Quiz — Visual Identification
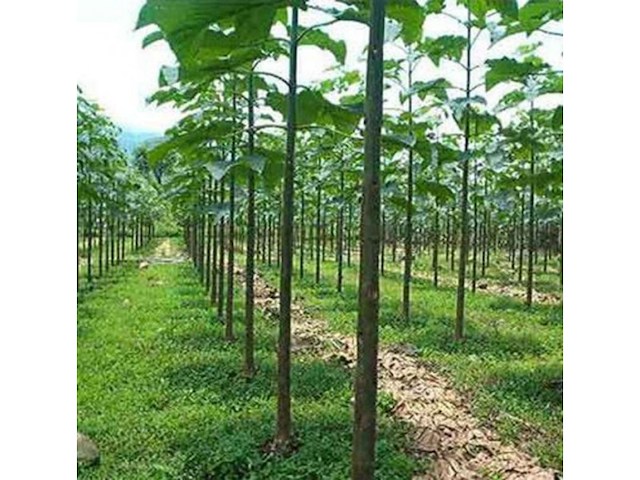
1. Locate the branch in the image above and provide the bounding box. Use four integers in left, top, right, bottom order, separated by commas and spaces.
539, 28, 563, 37
441, 11, 466, 27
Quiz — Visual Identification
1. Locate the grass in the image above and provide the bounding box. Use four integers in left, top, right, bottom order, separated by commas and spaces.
77, 239, 422, 479
259, 247, 563, 471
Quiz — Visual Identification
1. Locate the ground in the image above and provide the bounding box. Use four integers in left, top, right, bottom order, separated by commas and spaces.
77, 238, 562, 479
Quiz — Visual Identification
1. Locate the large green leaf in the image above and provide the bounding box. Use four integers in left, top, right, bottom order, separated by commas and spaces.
415, 179, 455, 203
266, 89, 361, 133
322, 0, 424, 45
485, 57, 548, 90
387, 1, 426, 44
415, 141, 461, 165
426, 0, 445, 14
137, 0, 289, 80
518, 0, 563, 33
403, 78, 451, 103
418, 36, 467, 66
457, 0, 519, 24
298, 29, 347, 64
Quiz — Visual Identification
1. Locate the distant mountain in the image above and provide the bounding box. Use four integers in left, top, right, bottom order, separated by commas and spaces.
118, 128, 164, 154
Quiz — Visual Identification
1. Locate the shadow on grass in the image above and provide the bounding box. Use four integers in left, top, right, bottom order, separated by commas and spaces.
487, 296, 562, 317
164, 355, 352, 404
170, 399, 416, 480
482, 361, 563, 409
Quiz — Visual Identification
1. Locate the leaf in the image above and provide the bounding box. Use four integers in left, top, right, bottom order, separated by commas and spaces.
426, 0, 445, 14
383, 133, 417, 151
485, 57, 548, 90
415, 141, 461, 165
403, 78, 451, 103
415, 180, 455, 203
518, 0, 563, 34
418, 36, 467, 66
457, 0, 519, 24
137, 0, 288, 80
298, 29, 346, 64
496, 89, 527, 112
552, 106, 562, 130
539, 71, 563, 95
387, 0, 426, 44
328, 0, 424, 45
142, 30, 165, 48
266, 89, 361, 133
239, 153, 267, 173
158, 66, 179, 87
205, 160, 233, 181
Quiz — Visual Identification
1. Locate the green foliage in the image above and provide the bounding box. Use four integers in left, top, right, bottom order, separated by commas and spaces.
298, 29, 347, 64
418, 36, 467, 66
518, 0, 563, 34
485, 57, 549, 90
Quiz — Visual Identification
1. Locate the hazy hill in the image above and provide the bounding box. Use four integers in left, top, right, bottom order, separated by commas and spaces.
118, 128, 164, 154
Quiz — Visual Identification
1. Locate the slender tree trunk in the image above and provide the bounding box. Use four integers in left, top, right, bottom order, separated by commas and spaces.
471, 159, 478, 293
380, 209, 385, 276
402, 55, 414, 322
109, 213, 115, 268
276, 206, 282, 268
454, 14, 472, 341
559, 215, 563, 286
352, 1, 384, 476
347, 202, 353, 267
526, 103, 536, 307
268, 215, 273, 267
450, 207, 456, 271
543, 222, 548, 273
299, 192, 305, 279
206, 179, 213, 292
518, 192, 525, 282
211, 182, 218, 305
87, 201, 93, 284
77, 203, 81, 291
218, 181, 226, 322
338, 160, 345, 292
244, 74, 255, 371
315, 171, 322, 284
433, 205, 439, 288
510, 210, 516, 270
445, 211, 450, 263
276, 6, 298, 446
98, 203, 104, 278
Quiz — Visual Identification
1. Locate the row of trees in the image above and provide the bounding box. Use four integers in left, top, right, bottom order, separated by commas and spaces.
135, 0, 562, 477
77, 90, 163, 290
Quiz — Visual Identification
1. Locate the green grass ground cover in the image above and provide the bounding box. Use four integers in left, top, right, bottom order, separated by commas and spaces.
259, 250, 563, 470
77, 241, 421, 479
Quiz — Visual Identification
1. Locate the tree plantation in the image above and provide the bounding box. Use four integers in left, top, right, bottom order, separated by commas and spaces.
77, 0, 563, 478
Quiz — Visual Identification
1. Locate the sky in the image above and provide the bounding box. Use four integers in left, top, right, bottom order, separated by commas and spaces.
77, 0, 562, 135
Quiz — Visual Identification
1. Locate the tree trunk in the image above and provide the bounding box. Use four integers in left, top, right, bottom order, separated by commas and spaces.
244, 74, 255, 371
338, 160, 345, 292
315, 170, 322, 284
526, 103, 536, 307
454, 14, 472, 341
276, 6, 298, 446
402, 54, 414, 322
352, 1, 384, 476
218, 181, 226, 321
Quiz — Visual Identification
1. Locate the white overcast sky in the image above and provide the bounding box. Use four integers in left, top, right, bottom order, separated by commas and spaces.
77, 0, 562, 134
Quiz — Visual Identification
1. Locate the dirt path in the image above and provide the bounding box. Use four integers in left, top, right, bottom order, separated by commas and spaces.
252, 272, 558, 480
143, 238, 188, 265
